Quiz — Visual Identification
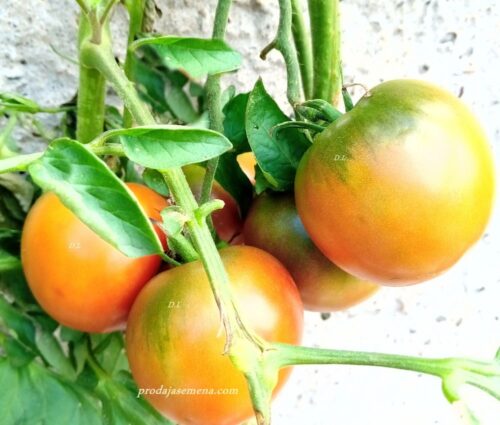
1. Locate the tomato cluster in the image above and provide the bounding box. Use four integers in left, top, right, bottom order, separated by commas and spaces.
19, 79, 494, 425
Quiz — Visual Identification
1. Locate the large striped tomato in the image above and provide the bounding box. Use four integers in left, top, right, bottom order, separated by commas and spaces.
295, 79, 495, 285
21, 183, 168, 332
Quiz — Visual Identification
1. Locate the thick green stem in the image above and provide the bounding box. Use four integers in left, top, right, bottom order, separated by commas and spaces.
291, 0, 313, 100
330, 0, 341, 104
76, 14, 106, 143
122, 0, 147, 128
308, 0, 340, 102
77, 68, 106, 143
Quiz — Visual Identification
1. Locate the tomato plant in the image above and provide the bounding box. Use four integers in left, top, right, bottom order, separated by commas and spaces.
126, 245, 303, 425
244, 192, 379, 311
1, 1, 499, 425
296, 80, 495, 285
21, 183, 168, 333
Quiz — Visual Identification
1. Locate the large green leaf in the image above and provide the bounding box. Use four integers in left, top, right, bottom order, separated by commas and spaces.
246, 80, 310, 191
132, 36, 241, 78
28, 138, 163, 258
100, 126, 232, 170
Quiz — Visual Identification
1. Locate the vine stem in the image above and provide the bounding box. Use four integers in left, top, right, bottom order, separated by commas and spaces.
122, 0, 147, 128
76, 12, 107, 143
199, 0, 232, 210
262, 0, 303, 107
291, 0, 313, 100
308, 0, 341, 102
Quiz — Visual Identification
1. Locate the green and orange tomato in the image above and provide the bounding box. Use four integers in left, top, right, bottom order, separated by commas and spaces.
126, 245, 303, 425
295, 79, 495, 285
244, 193, 379, 311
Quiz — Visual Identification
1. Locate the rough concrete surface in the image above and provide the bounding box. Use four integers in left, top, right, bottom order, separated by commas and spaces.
1, 0, 499, 424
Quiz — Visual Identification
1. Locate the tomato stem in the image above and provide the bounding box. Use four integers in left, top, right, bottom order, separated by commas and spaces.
291, 0, 313, 100
200, 0, 233, 232
122, 0, 147, 128
272, 343, 500, 404
261, 0, 303, 107
308, 0, 341, 103
76, 13, 107, 143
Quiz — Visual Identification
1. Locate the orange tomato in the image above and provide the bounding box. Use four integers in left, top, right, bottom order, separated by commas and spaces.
21, 183, 168, 332
295, 80, 495, 285
126, 245, 303, 425
237, 152, 257, 184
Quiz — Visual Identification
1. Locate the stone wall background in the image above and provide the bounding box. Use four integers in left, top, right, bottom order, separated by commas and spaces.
1, 1, 499, 424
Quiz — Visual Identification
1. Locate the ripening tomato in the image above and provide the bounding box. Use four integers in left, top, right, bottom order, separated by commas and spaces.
126, 245, 303, 425
295, 79, 495, 285
21, 183, 168, 333
243, 193, 379, 311
184, 165, 242, 242
237, 152, 257, 184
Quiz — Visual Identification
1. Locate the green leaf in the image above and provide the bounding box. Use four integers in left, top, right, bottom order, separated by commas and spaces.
0, 269, 37, 308
0, 92, 40, 113
164, 78, 199, 123
132, 36, 242, 78
133, 58, 169, 113
143, 168, 170, 196
35, 330, 75, 377
0, 358, 102, 425
0, 248, 21, 272
28, 138, 163, 258
0, 173, 35, 214
100, 126, 232, 170
0, 152, 43, 174
0, 297, 37, 350
96, 371, 175, 425
223, 92, 250, 153
92, 333, 128, 376
160, 206, 188, 237
246, 80, 310, 191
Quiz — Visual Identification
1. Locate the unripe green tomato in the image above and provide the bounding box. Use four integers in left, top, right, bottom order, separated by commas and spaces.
243, 193, 379, 311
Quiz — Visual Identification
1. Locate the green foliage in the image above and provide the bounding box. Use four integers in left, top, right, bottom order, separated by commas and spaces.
114, 126, 233, 170
28, 138, 163, 258
246, 80, 310, 191
0, 272, 174, 425
132, 36, 242, 78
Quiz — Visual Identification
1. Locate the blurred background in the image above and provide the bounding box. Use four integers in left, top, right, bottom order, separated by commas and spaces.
1, 0, 499, 423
